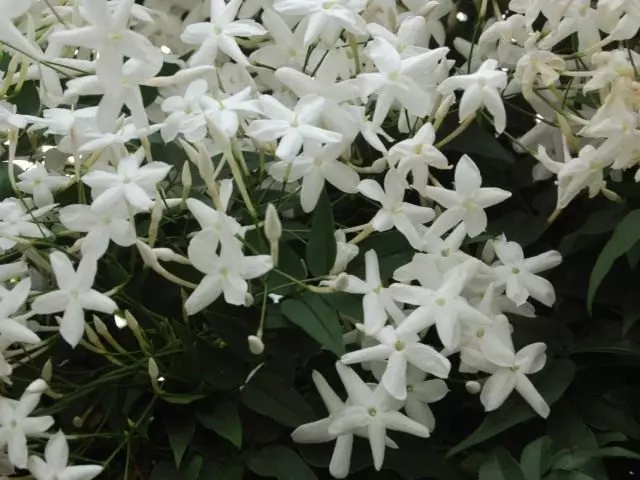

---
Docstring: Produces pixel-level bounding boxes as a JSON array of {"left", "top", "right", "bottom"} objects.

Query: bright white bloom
[
  {"left": 48, "top": 0, "right": 162, "bottom": 82},
  {"left": 359, "top": 37, "right": 449, "bottom": 125},
  {"left": 0, "top": 379, "right": 54, "bottom": 469},
  {"left": 425, "top": 155, "right": 511, "bottom": 238},
  {"left": 247, "top": 95, "right": 343, "bottom": 161},
  {"left": 181, "top": 0, "right": 267, "bottom": 66},
  {"left": 28, "top": 430, "right": 103, "bottom": 480},
  {"left": 492, "top": 236, "right": 562, "bottom": 307},
  {"left": 0, "top": 199, "right": 55, "bottom": 251},
  {"left": 185, "top": 231, "right": 273, "bottom": 314},
  {"left": 0, "top": 101, "right": 27, "bottom": 132},
  {"left": 390, "top": 260, "right": 491, "bottom": 350},
  {"left": 32, "top": 252, "right": 118, "bottom": 347},
  {"left": 0, "top": 278, "right": 40, "bottom": 346},
  {"left": 462, "top": 328, "right": 550, "bottom": 418},
  {"left": 82, "top": 149, "right": 171, "bottom": 213},
  {"left": 438, "top": 59, "right": 508, "bottom": 133},
  {"left": 273, "top": 0, "right": 368, "bottom": 46},
  {"left": 291, "top": 370, "right": 398, "bottom": 479},
  {"left": 358, "top": 170, "right": 435, "bottom": 249},
  {"left": 269, "top": 143, "right": 360, "bottom": 213},
  {"left": 341, "top": 324, "right": 451, "bottom": 400},
  {"left": 328, "top": 362, "right": 430, "bottom": 471},
  {"left": 387, "top": 122, "right": 449, "bottom": 193},
  {"left": 16, "top": 164, "right": 70, "bottom": 208},
  {"left": 250, "top": 9, "right": 308, "bottom": 70},
  {"left": 59, "top": 204, "right": 136, "bottom": 259}
]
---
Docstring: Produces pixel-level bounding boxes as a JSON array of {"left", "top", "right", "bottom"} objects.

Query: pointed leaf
[
  {"left": 281, "top": 294, "right": 345, "bottom": 356},
  {"left": 520, "top": 436, "right": 553, "bottom": 480},
  {"left": 196, "top": 402, "right": 242, "bottom": 448},
  {"left": 305, "top": 190, "right": 336, "bottom": 276},
  {"left": 479, "top": 448, "right": 526, "bottom": 480},
  {"left": 248, "top": 445, "right": 317, "bottom": 480},
  {"left": 166, "top": 418, "right": 195, "bottom": 469},
  {"left": 588, "top": 209, "right": 640, "bottom": 311}
]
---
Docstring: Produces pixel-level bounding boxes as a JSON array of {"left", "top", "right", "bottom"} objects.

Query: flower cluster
[{"left": 0, "top": 0, "right": 634, "bottom": 476}]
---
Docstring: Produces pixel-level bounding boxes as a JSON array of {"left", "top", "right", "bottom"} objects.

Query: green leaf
[
  {"left": 166, "top": 418, "right": 195, "bottom": 469},
  {"left": 448, "top": 360, "right": 576, "bottom": 456},
  {"left": 0, "top": 164, "right": 16, "bottom": 200},
  {"left": 305, "top": 191, "right": 336, "bottom": 276},
  {"left": 520, "top": 436, "right": 553, "bottom": 480},
  {"left": 588, "top": 209, "right": 640, "bottom": 310},
  {"left": 159, "top": 393, "right": 207, "bottom": 405},
  {"left": 241, "top": 371, "right": 315, "bottom": 427},
  {"left": 281, "top": 294, "right": 345, "bottom": 356},
  {"left": 479, "top": 448, "right": 526, "bottom": 480},
  {"left": 198, "top": 461, "right": 245, "bottom": 480},
  {"left": 266, "top": 243, "right": 307, "bottom": 295},
  {"left": 248, "top": 445, "right": 317, "bottom": 480},
  {"left": 442, "top": 122, "right": 514, "bottom": 164},
  {"left": 554, "top": 446, "right": 640, "bottom": 471},
  {"left": 547, "top": 472, "right": 595, "bottom": 480},
  {"left": 196, "top": 401, "right": 242, "bottom": 448}
]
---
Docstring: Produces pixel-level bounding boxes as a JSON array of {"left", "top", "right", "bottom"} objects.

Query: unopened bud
[
  {"left": 72, "top": 416, "right": 84, "bottom": 428},
  {"left": 244, "top": 292, "right": 255, "bottom": 307},
  {"left": 93, "top": 316, "right": 109, "bottom": 338},
  {"left": 264, "top": 204, "right": 282, "bottom": 242},
  {"left": 26, "top": 378, "right": 48, "bottom": 394},
  {"left": 248, "top": 335, "right": 265, "bottom": 355},
  {"left": 148, "top": 198, "right": 164, "bottom": 247},
  {"left": 153, "top": 248, "right": 190, "bottom": 264},
  {"left": 136, "top": 240, "right": 160, "bottom": 269},
  {"left": 181, "top": 161, "right": 192, "bottom": 201},
  {"left": 148, "top": 358, "right": 159, "bottom": 381},
  {"left": 124, "top": 310, "right": 139, "bottom": 331},
  {"left": 434, "top": 93, "right": 455, "bottom": 127},
  {"left": 333, "top": 272, "right": 349, "bottom": 291},
  {"left": 179, "top": 138, "right": 200, "bottom": 166},
  {"left": 481, "top": 239, "right": 495, "bottom": 264},
  {"left": 41, "top": 359, "right": 53, "bottom": 383},
  {"left": 85, "top": 324, "right": 103, "bottom": 348},
  {"left": 465, "top": 381, "right": 482, "bottom": 394},
  {"left": 196, "top": 141, "right": 215, "bottom": 184}
]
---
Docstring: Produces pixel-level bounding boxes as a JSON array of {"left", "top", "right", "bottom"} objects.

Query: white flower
[
  {"left": 82, "top": 149, "right": 171, "bottom": 213},
  {"left": 59, "top": 203, "right": 136, "bottom": 259},
  {"left": 273, "top": 0, "right": 368, "bottom": 46},
  {"left": 0, "top": 199, "right": 55, "bottom": 252},
  {"left": 492, "top": 236, "right": 562, "bottom": 306},
  {"left": 0, "top": 278, "right": 40, "bottom": 346},
  {"left": 249, "top": 9, "right": 307, "bottom": 70},
  {"left": 247, "top": 94, "right": 343, "bottom": 161},
  {"left": 462, "top": 329, "right": 550, "bottom": 418},
  {"left": 358, "top": 37, "right": 449, "bottom": 125},
  {"left": 390, "top": 260, "right": 490, "bottom": 350},
  {"left": 48, "top": 0, "right": 162, "bottom": 81},
  {"left": 181, "top": 0, "right": 267, "bottom": 67},
  {"left": 341, "top": 324, "right": 451, "bottom": 400},
  {"left": 185, "top": 231, "right": 273, "bottom": 314},
  {"left": 28, "top": 430, "right": 103, "bottom": 480},
  {"left": 327, "top": 362, "right": 430, "bottom": 471},
  {"left": 438, "top": 59, "right": 508, "bottom": 133},
  {"left": 425, "top": 155, "right": 512, "bottom": 238},
  {"left": 291, "top": 370, "right": 398, "bottom": 479},
  {"left": 358, "top": 170, "right": 435, "bottom": 249},
  {"left": 269, "top": 142, "right": 360, "bottom": 213},
  {"left": 16, "top": 164, "right": 70, "bottom": 208},
  {"left": 387, "top": 122, "right": 449, "bottom": 193},
  {"left": 328, "top": 250, "right": 403, "bottom": 336},
  {"left": 330, "top": 231, "right": 359, "bottom": 276},
  {"left": 0, "top": 379, "right": 54, "bottom": 469},
  {"left": 31, "top": 252, "right": 118, "bottom": 348}
]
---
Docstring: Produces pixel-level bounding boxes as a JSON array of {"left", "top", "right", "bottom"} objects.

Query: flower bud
[
  {"left": 264, "top": 204, "right": 282, "bottom": 242},
  {"left": 153, "top": 248, "right": 190, "bottom": 264},
  {"left": 465, "top": 380, "right": 482, "bottom": 394},
  {"left": 481, "top": 239, "right": 495, "bottom": 264},
  {"left": 41, "top": 359, "right": 53, "bottom": 383},
  {"left": 181, "top": 160, "right": 192, "bottom": 201},
  {"left": 93, "top": 316, "right": 109, "bottom": 338},
  {"left": 434, "top": 93, "right": 455, "bottom": 127},
  {"left": 26, "top": 378, "right": 48, "bottom": 394},
  {"left": 179, "top": 138, "right": 200, "bottom": 166},
  {"left": 248, "top": 335, "right": 265, "bottom": 355},
  {"left": 136, "top": 240, "right": 160, "bottom": 269},
  {"left": 148, "top": 197, "right": 164, "bottom": 247},
  {"left": 148, "top": 358, "right": 159, "bottom": 382},
  {"left": 333, "top": 272, "right": 349, "bottom": 291}
]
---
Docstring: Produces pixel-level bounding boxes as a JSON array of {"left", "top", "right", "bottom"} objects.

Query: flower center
[
  {"left": 394, "top": 340, "right": 406, "bottom": 351},
  {"left": 368, "top": 407, "right": 377, "bottom": 417},
  {"left": 511, "top": 267, "right": 520, "bottom": 274},
  {"left": 435, "top": 298, "right": 446, "bottom": 307}
]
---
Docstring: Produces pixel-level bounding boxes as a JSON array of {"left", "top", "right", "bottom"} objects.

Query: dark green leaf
[
  {"left": 241, "top": 372, "right": 315, "bottom": 427},
  {"left": 266, "top": 243, "right": 307, "bottom": 295},
  {"left": 448, "top": 360, "right": 576, "bottom": 456},
  {"left": 281, "top": 294, "right": 345, "bottom": 356},
  {"left": 166, "top": 418, "right": 195, "bottom": 469},
  {"left": 248, "top": 445, "right": 317, "bottom": 480},
  {"left": 588, "top": 209, "right": 640, "bottom": 310},
  {"left": 196, "top": 401, "right": 242, "bottom": 448},
  {"left": 442, "top": 122, "right": 513, "bottom": 164},
  {"left": 305, "top": 190, "right": 337, "bottom": 276},
  {"left": 159, "top": 393, "right": 207, "bottom": 405},
  {"left": 479, "top": 448, "right": 526, "bottom": 480},
  {"left": 520, "top": 436, "right": 553, "bottom": 480},
  {"left": 198, "top": 461, "right": 245, "bottom": 480}
]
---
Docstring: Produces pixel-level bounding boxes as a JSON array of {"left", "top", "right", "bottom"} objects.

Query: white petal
[{"left": 480, "top": 369, "right": 516, "bottom": 412}]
